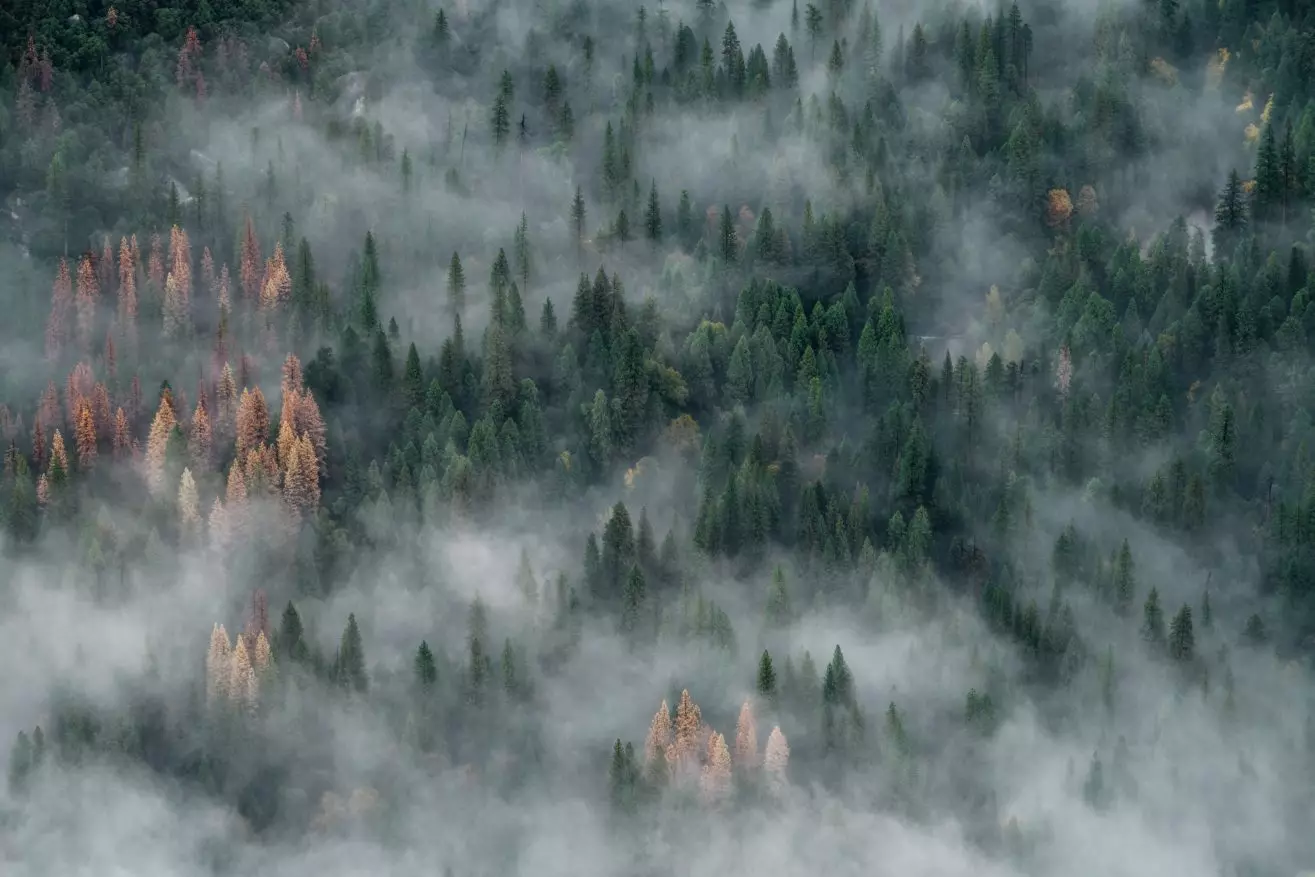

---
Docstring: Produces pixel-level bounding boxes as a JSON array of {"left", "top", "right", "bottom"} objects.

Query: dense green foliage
[{"left": 4, "top": 0, "right": 1315, "bottom": 873}]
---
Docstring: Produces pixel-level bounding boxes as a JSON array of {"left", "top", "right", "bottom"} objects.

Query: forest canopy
[{"left": 2, "top": 0, "right": 1315, "bottom": 874}]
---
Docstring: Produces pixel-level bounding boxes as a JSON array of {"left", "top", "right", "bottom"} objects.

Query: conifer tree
[
  {"left": 414, "top": 640, "right": 438, "bottom": 688},
  {"left": 206, "top": 623, "right": 232, "bottom": 707},
  {"left": 700, "top": 732, "right": 732, "bottom": 804},
  {"left": 672, "top": 689, "right": 703, "bottom": 776},
  {"left": 189, "top": 401, "right": 212, "bottom": 470},
  {"left": 644, "top": 700, "right": 673, "bottom": 766},
  {"left": 447, "top": 252, "right": 466, "bottom": 318},
  {"left": 178, "top": 467, "right": 200, "bottom": 532},
  {"left": 229, "top": 634, "right": 258, "bottom": 712},
  {"left": 240, "top": 216, "right": 262, "bottom": 301},
  {"left": 757, "top": 650, "right": 778, "bottom": 705},
  {"left": 571, "top": 187, "right": 587, "bottom": 260},
  {"left": 45, "top": 258, "right": 72, "bottom": 361},
  {"left": 765, "top": 565, "right": 792, "bottom": 626},
  {"left": 235, "top": 387, "right": 270, "bottom": 459},
  {"left": 644, "top": 181, "right": 662, "bottom": 241},
  {"left": 336, "top": 613, "right": 368, "bottom": 693},
  {"left": 1168, "top": 604, "right": 1195, "bottom": 663},
  {"left": 763, "top": 726, "right": 789, "bottom": 794},
  {"left": 117, "top": 237, "right": 138, "bottom": 348},
  {"left": 1141, "top": 587, "right": 1165, "bottom": 649},
  {"left": 621, "top": 565, "right": 647, "bottom": 639},
  {"left": 734, "top": 699, "right": 759, "bottom": 769},
  {"left": 74, "top": 254, "right": 99, "bottom": 352},
  {"left": 145, "top": 395, "right": 177, "bottom": 496},
  {"left": 112, "top": 408, "right": 130, "bottom": 460},
  {"left": 74, "top": 401, "right": 96, "bottom": 472}
]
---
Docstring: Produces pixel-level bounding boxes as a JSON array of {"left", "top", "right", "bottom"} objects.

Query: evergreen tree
[
  {"left": 336, "top": 613, "right": 368, "bottom": 693},
  {"left": 757, "top": 649, "right": 778, "bottom": 705}
]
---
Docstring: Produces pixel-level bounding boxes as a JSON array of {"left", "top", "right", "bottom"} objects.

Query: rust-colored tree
[
  {"left": 699, "top": 732, "right": 732, "bottom": 805},
  {"left": 45, "top": 258, "right": 72, "bottom": 361},
  {"left": 225, "top": 461, "right": 248, "bottom": 538},
  {"left": 206, "top": 623, "right": 232, "bottom": 707},
  {"left": 253, "top": 631, "right": 273, "bottom": 681},
  {"left": 144, "top": 394, "right": 178, "bottom": 495},
  {"left": 228, "top": 634, "right": 258, "bottom": 712},
  {"left": 112, "top": 407, "right": 130, "bottom": 459},
  {"left": 671, "top": 689, "right": 704, "bottom": 776},
  {"left": 65, "top": 362, "right": 94, "bottom": 426},
  {"left": 280, "top": 353, "right": 303, "bottom": 395},
  {"left": 117, "top": 236, "right": 138, "bottom": 350},
  {"left": 260, "top": 242, "right": 291, "bottom": 312},
  {"left": 282, "top": 434, "right": 321, "bottom": 518},
  {"left": 216, "top": 362, "right": 238, "bottom": 434},
  {"left": 49, "top": 427, "right": 69, "bottom": 473},
  {"left": 75, "top": 253, "right": 99, "bottom": 352},
  {"left": 74, "top": 401, "right": 97, "bottom": 472},
  {"left": 734, "top": 699, "right": 759, "bottom": 770},
  {"left": 1045, "top": 188, "right": 1073, "bottom": 229},
  {"left": 644, "top": 700, "right": 673, "bottom": 766},
  {"left": 294, "top": 389, "right": 327, "bottom": 470},
  {"left": 235, "top": 387, "right": 270, "bottom": 459},
  {"left": 189, "top": 400, "right": 212, "bottom": 470},
  {"left": 176, "top": 25, "right": 202, "bottom": 91}
]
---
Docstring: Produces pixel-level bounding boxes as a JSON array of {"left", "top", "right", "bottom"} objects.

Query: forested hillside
[{"left": 2, "top": 0, "right": 1315, "bottom": 874}]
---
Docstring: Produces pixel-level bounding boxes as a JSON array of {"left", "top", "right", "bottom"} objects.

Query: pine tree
[
  {"left": 189, "top": 401, "right": 212, "bottom": 471},
  {"left": 718, "top": 204, "right": 738, "bottom": 262},
  {"left": 763, "top": 726, "right": 789, "bottom": 794},
  {"left": 672, "top": 689, "right": 703, "bottom": 775},
  {"left": 206, "top": 623, "right": 232, "bottom": 707},
  {"left": 74, "top": 254, "right": 99, "bottom": 353},
  {"left": 700, "top": 732, "right": 732, "bottom": 804},
  {"left": 1113, "top": 539, "right": 1135, "bottom": 617},
  {"left": 229, "top": 634, "right": 258, "bottom": 712},
  {"left": 235, "top": 387, "right": 270, "bottom": 460},
  {"left": 283, "top": 434, "right": 321, "bottom": 519},
  {"left": 757, "top": 650, "right": 778, "bottom": 704},
  {"left": 734, "top": 699, "right": 759, "bottom": 769},
  {"left": 571, "top": 187, "right": 587, "bottom": 260},
  {"left": 644, "top": 700, "right": 673, "bottom": 766},
  {"left": 620, "top": 566, "right": 648, "bottom": 638},
  {"left": 178, "top": 468, "right": 200, "bottom": 531},
  {"left": 1168, "top": 604, "right": 1195, "bottom": 663},
  {"left": 74, "top": 401, "right": 96, "bottom": 472},
  {"left": 447, "top": 252, "right": 466, "bottom": 317},
  {"left": 145, "top": 396, "right": 178, "bottom": 496},
  {"left": 117, "top": 237, "right": 138, "bottom": 347},
  {"left": 415, "top": 640, "right": 438, "bottom": 688},
  {"left": 644, "top": 181, "right": 662, "bottom": 241},
  {"left": 336, "top": 613, "right": 368, "bottom": 693},
  {"left": 1141, "top": 587, "right": 1165, "bottom": 649},
  {"left": 1213, "top": 168, "right": 1247, "bottom": 257},
  {"left": 765, "top": 565, "right": 792, "bottom": 626},
  {"left": 45, "top": 258, "right": 71, "bottom": 361},
  {"left": 239, "top": 216, "right": 262, "bottom": 301}
]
